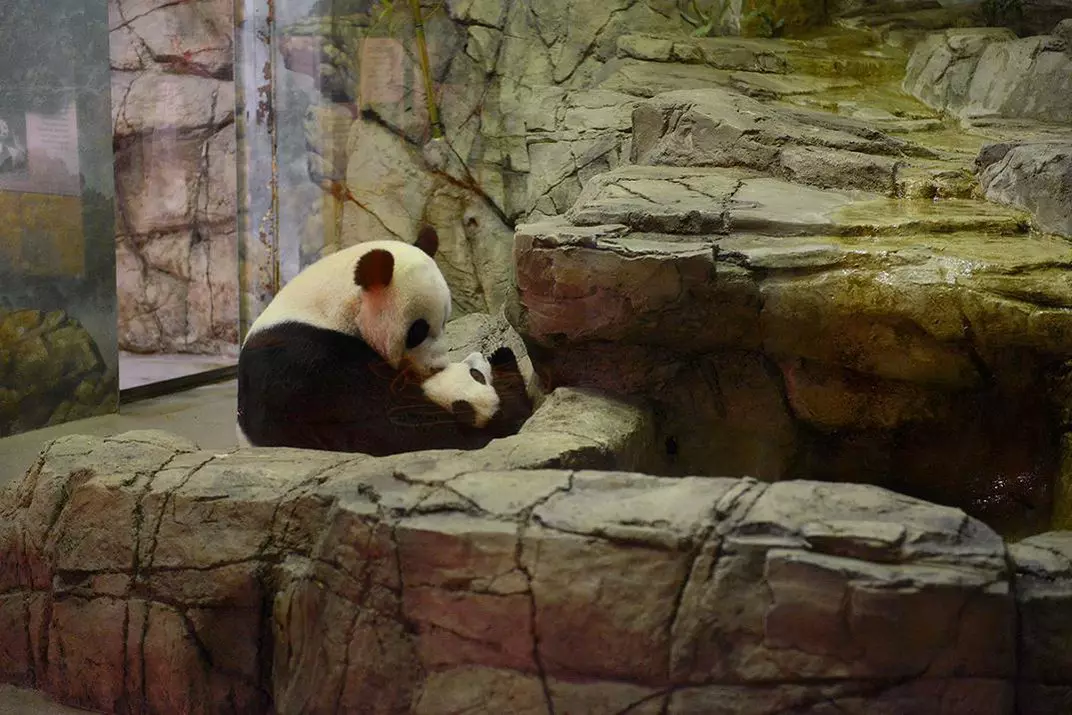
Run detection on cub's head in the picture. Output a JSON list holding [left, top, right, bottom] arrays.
[[421, 351, 501, 428], [354, 227, 451, 377], [420, 347, 535, 436]]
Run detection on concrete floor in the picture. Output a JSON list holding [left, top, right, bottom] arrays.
[[118, 351, 237, 391], [0, 685, 99, 715], [0, 379, 240, 491], [0, 380, 241, 713]]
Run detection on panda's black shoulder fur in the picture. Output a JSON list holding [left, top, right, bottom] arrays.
[[237, 321, 531, 455]]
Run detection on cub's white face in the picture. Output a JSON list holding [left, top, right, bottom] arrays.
[[421, 351, 500, 427]]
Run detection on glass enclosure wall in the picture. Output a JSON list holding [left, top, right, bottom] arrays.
[[110, 0, 240, 388], [0, 0, 119, 437]]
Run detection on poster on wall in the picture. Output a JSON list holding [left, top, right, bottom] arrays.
[[0, 114, 29, 176], [0, 98, 85, 279], [0, 0, 120, 439], [0, 99, 81, 197]]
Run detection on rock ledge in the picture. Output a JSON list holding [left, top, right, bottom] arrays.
[[2, 431, 1072, 714]]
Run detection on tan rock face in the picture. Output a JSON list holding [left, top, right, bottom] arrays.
[[283, 0, 694, 319], [3, 430, 1065, 714], [508, 26, 1072, 536], [110, 0, 238, 355]]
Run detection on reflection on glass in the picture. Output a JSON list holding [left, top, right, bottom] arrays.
[[111, 0, 240, 388], [0, 0, 119, 437]]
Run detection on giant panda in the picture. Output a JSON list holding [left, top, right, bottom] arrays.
[[236, 226, 532, 455]]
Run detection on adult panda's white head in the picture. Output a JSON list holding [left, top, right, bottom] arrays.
[[352, 227, 452, 375], [247, 226, 452, 377]]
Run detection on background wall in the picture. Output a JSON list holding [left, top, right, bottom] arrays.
[[109, 0, 240, 357], [0, 0, 120, 437]]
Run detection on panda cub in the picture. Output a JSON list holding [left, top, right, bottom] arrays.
[[420, 351, 500, 428], [236, 227, 530, 455], [393, 345, 533, 443]]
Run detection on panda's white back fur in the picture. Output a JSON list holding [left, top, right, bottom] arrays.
[[247, 239, 452, 375]]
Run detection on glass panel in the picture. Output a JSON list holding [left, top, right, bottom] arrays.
[[111, 0, 240, 389], [0, 0, 119, 437], [235, 0, 281, 334]]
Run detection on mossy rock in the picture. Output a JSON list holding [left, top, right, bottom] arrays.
[[740, 0, 829, 38], [0, 309, 44, 340], [0, 308, 116, 437]]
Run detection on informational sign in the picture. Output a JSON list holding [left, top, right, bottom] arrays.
[[0, 99, 84, 276], [0, 100, 81, 197]]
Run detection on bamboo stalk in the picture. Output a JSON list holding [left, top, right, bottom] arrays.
[[407, 0, 443, 139]]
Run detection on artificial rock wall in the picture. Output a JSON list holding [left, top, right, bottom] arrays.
[[2, 429, 1072, 714], [110, 0, 239, 356]]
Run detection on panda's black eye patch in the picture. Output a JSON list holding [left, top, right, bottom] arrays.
[[469, 368, 487, 385], [405, 319, 430, 349]]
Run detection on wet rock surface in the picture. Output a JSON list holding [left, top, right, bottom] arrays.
[[0, 309, 118, 438], [6, 430, 1069, 715]]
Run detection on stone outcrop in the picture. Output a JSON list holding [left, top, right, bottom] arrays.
[[1009, 530, 1072, 711], [511, 196, 1068, 534], [630, 88, 930, 195], [975, 140, 1072, 237], [110, 0, 239, 355], [903, 26, 1072, 125], [506, 22, 1072, 537], [282, 6, 1018, 320], [0, 309, 118, 438], [7, 429, 1072, 714]]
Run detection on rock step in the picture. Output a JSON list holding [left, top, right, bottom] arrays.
[[5, 431, 1072, 713], [563, 166, 1030, 238], [514, 212, 1072, 385], [595, 57, 862, 101], [616, 32, 907, 81], [627, 87, 1064, 207], [628, 87, 943, 195]]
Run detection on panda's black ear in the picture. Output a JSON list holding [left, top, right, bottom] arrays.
[[451, 400, 478, 427], [415, 226, 439, 258], [355, 249, 394, 290]]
